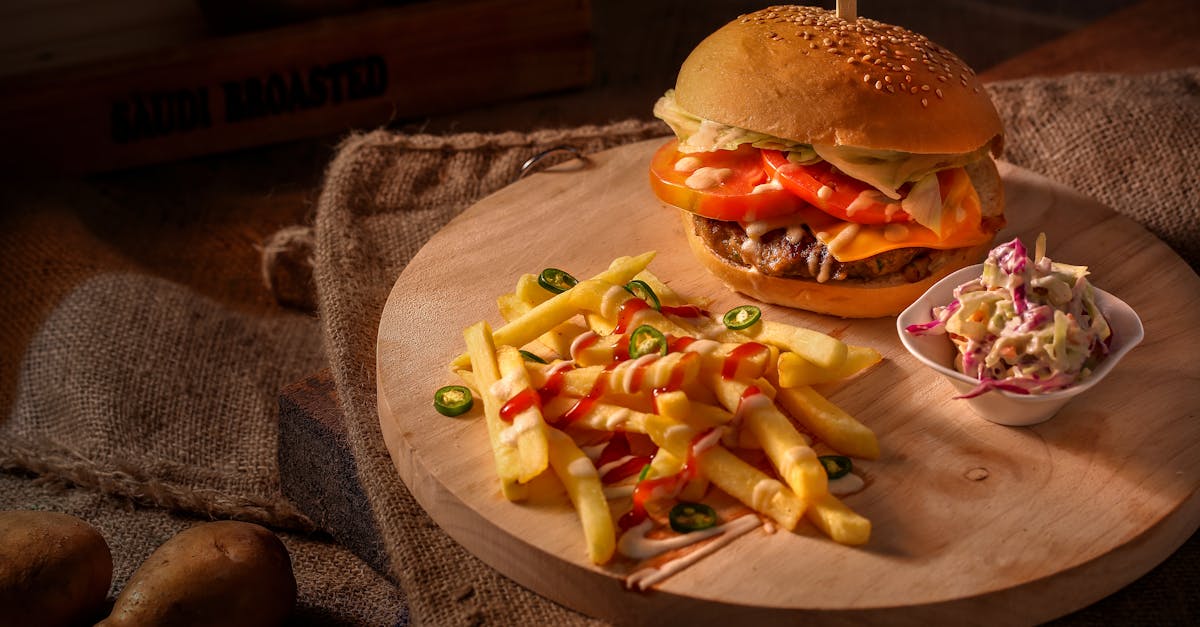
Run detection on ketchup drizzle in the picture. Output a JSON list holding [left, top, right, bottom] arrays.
[[613, 299, 651, 335], [499, 388, 541, 422], [721, 342, 768, 380], [618, 428, 714, 530]]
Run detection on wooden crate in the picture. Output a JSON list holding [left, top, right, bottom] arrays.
[[0, 0, 593, 172]]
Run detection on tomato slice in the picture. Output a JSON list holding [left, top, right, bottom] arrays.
[[649, 140, 804, 221], [760, 150, 911, 225]]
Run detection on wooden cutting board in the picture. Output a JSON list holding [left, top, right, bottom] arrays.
[[376, 139, 1200, 625]]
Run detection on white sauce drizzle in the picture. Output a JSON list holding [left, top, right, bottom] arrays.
[[601, 284, 630, 319], [568, 457, 597, 479], [597, 455, 636, 478], [740, 238, 759, 259], [604, 407, 631, 430], [673, 156, 702, 173], [691, 427, 725, 456], [488, 371, 523, 404], [751, 178, 784, 194], [622, 516, 761, 590], [845, 189, 889, 217], [499, 410, 539, 446], [616, 354, 659, 393], [751, 479, 783, 512], [824, 223, 861, 258], [743, 220, 772, 240], [783, 445, 816, 467], [685, 167, 733, 190], [682, 338, 721, 357], [603, 484, 636, 499], [569, 331, 598, 361], [828, 472, 865, 496], [817, 254, 835, 283], [785, 225, 806, 243], [663, 424, 692, 445]]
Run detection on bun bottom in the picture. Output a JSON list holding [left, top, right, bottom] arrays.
[[681, 211, 995, 318]]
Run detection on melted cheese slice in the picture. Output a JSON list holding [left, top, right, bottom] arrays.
[[800, 168, 989, 262]]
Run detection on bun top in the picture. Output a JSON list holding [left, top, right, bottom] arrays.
[[674, 5, 1003, 155]]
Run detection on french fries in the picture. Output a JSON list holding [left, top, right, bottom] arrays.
[[445, 252, 881, 571]]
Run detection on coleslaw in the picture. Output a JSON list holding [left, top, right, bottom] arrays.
[[906, 236, 1112, 398]]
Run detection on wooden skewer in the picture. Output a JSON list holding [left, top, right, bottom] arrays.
[[837, 0, 857, 20]]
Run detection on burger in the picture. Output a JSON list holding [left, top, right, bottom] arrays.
[[649, 5, 1005, 318]]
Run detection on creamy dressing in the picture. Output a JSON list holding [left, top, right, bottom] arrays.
[[751, 479, 783, 512], [681, 338, 721, 357], [568, 457, 597, 479], [569, 331, 598, 361], [824, 223, 861, 259], [603, 407, 632, 430], [499, 410, 539, 446], [684, 167, 733, 190], [817, 254, 835, 283], [785, 226, 806, 243], [751, 178, 784, 195], [488, 371, 523, 404], [663, 424, 692, 445], [597, 455, 636, 478], [600, 284, 630, 319], [783, 445, 816, 467], [623, 515, 761, 591], [691, 427, 725, 456], [845, 189, 889, 218], [602, 484, 636, 499], [615, 354, 659, 393], [828, 472, 865, 496], [673, 156, 702, 173]]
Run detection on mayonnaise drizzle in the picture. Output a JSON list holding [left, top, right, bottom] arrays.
[[570, 331, 598, 361], [568, 457, 597, 478], [597, 454, 636, 478], [828, 472, 866, 496], [751, 479, 783, 512], [601, 284, 630, 320], [674, 156, 702, 173], [622, 515, 761, 590], [685, 167, 733, 190]]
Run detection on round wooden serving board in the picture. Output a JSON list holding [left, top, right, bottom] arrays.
[[377, 139, 1200, 625]]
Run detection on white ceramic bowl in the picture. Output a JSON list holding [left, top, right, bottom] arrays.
[[896, 264, 1145, 426]]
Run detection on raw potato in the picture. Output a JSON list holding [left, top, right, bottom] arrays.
[[0, 510, 113, 627], [100, 521, 295, 627]]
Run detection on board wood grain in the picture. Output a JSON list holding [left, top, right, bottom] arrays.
[[376, 139, 1200, 625]]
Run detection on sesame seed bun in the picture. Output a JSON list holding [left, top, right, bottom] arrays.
[[680, 158, 1005, 318], [674, 5, 1003, 155]]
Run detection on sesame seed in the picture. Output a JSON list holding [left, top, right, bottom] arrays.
[[902, 64, 911, 71], [875, 80, 883, 89], [886, 85, 895, 93], [935, 88, 943, 98], [910, 86, 918, 94], [905, 74, 913, 83], [864, 73, 871, 82], [884, 75, 892, 83], [921, 84, 930, 91], [921, 98, 928, 107], [848, 57, 858, 64]]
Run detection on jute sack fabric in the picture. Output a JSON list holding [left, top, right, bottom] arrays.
[[0, 179, 404, 624], [312, 69, 1199, 625]]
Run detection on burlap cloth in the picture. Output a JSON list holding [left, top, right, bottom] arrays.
[[1, 68, 1196, 625]]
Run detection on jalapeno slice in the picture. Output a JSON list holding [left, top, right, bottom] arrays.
[[518, 349, 548, 364], [669, 502, 718, 533], [637, 463, 652, 482], [625, 280, 661, 310], [628, 325, 667, 358], [723, 305, 762, 330], [818, 455, 852, 479], [538, 268, 578, 294], [434, 385, 474, 417]]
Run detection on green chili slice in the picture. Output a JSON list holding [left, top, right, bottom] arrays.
[[722, 305, 762, 330], [818, 455, 852, 480], [625, 280, 661, 310], [434, 385, 474, 417], [518, 349, 547, 364], [538, 268, 578, 294], [669, 502, 718, 533], [637, 464, 652, 482], [628, 325, 667, 358]]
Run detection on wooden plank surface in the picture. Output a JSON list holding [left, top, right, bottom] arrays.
[[0, 0, 591, 172], [374, 139, 1200, 624]]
